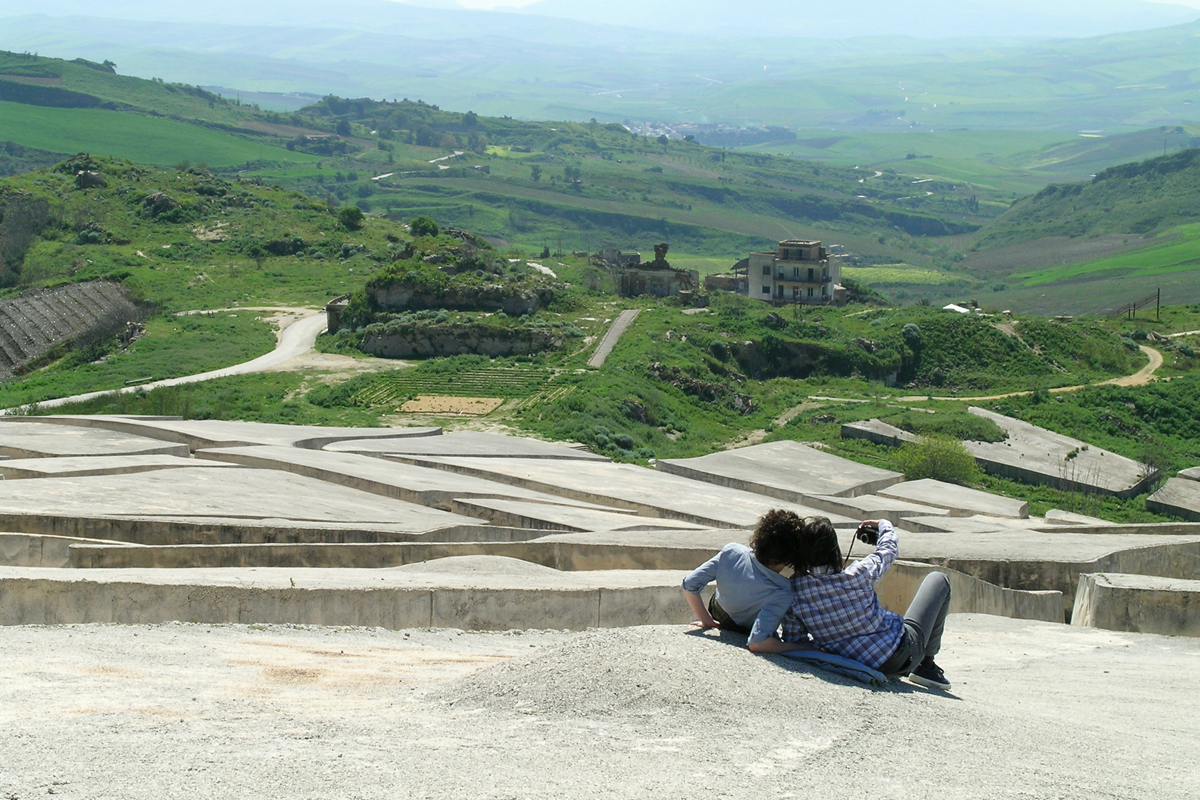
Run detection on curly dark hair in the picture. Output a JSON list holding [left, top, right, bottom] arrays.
[[793, 515, 842, 576], [750, 509, 805, 569]]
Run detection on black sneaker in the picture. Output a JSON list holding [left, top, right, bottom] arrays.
[[908, 660, 950, 690]]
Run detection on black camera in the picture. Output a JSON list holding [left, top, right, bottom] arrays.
[[855, 522, 880, 546]]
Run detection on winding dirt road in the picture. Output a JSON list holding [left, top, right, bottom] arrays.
[[895, 345, 1164, 403], [3, 310, 328, 414]]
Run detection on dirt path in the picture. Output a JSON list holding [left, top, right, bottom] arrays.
[[587, 310, 640, 368], [896, 345, 1163, 403], [1102, 344, 1163, 387], [723, 401, 824, 450]]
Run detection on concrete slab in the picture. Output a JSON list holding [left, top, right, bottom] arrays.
[[0, 532, 138, 568], [657, 441, 905, 500], [0, 454, 235, 479], [0, 420, 189, 458], [450, 498, 711, 532], [0, 467, 485, 544], [804, 493, 950, 521], [67, 536, 734, 572], [895, 530, 1200, 617], [0, 559, 691, 631], [1146, 477, 1200, 521], [326, 431, 608, 461], [840, 418, 919, 447], [3, 416, 442, 450], [5, 617, 1199, 800], [1179, 466, 1200, 482], [1073, 572, 1200, 636], [1042, 509, 1116, 527], [398, 455, 858, 529], [965, 408, 1153, 498], [899, 515, 1041, 534], [878, 478, 1029, 519], [195, 446, 620, 511]]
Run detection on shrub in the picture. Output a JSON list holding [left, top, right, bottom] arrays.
[[882, 410, 1006, 443], [410, 215, 439, 238], [902, 322, 922, 350], [895, 435, 982, 486], [337, 206, 364, 231]]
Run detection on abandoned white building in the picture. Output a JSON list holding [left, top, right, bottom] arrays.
[[742, 239, 845, 305]]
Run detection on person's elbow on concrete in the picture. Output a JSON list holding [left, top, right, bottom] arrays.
[[748, 636, 812, 654]]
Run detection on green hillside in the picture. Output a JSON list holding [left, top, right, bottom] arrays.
[[0, 101, 314, 167], [8, 13, 1200, 132], [0, 154, 406, 406], [977, 148, 1200, 250], [6, 49, 1200, 313], [0, 50, 991, 277]]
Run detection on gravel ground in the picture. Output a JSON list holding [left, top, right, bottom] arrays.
[[2, 615, 1198, 799]]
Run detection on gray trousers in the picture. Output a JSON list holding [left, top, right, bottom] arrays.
[[878, 572, 951, 676]]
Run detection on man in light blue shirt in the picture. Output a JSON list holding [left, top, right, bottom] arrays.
[[682, 510, 816, 654]]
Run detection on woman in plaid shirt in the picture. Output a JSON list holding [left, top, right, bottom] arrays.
[[780, 516, 953, 690]]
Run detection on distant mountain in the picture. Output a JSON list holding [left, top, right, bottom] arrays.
[[0, 0, 625, 43], [518, 0, 1200, 40]]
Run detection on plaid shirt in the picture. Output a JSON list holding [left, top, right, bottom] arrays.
[[780, 521, 904, 669]]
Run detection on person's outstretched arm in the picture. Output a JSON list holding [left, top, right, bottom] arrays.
[[847, 519, 898, 583], [683, 588, 719, 629], [682, 549, 724, 628]]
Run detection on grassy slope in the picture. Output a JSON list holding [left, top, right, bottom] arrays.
[[977, 148, 1200, 250], [0, 100, 315, 167], [953, 148, 1200, 313], [0, 155, 415, 402]]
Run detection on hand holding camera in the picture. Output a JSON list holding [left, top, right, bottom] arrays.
[[855, 520, 881, 546]]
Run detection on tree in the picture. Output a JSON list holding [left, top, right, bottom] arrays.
[[409, 216, 439, 238], [530, 164, 542, 182], [335, 119, 352, 137], [463, 111, 478, 127], [337, 206, 364, 231]]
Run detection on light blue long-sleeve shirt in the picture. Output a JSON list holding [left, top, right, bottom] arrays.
[[682, 543, 792, 644]]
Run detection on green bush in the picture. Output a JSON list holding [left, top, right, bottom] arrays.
[[882, 410, 1006, 443], [410, 215, 439, 238], [895, 435, 982, 486], [337, 206, 364, 231]]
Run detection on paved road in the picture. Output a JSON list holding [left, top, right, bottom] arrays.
[[587, 309, 640, 368], [3, 311, 327, 414]]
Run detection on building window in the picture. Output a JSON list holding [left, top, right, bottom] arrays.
[[808, 287, 814, 297], [822, 285, 828, 296], [793, 267, 800, 279], [808, 267, 815, 282], [793, 286, 800, 299], [762, 266, 770, 276], [762, 286, 770, 294]]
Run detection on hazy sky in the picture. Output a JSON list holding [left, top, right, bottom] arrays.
[[439, 0, 1200, 8]]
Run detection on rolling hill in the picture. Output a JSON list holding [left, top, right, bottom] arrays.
[[2, 6, 1200, 131]]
